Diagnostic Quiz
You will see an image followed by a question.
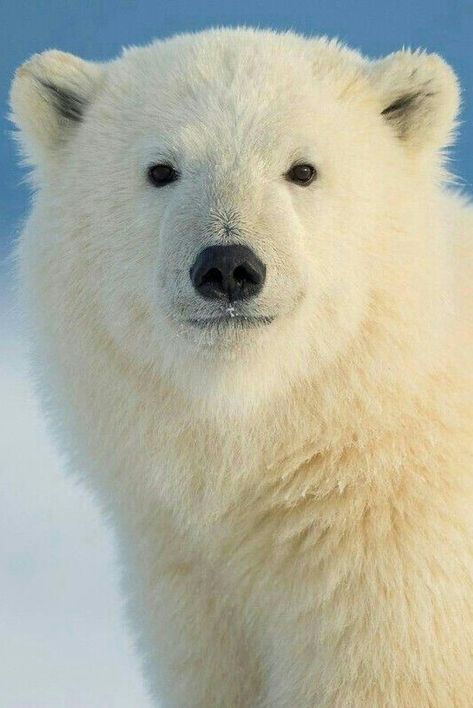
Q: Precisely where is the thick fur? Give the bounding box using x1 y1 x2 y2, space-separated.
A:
10 28 473 707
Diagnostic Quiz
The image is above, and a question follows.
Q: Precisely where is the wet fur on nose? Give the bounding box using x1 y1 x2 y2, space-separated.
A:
190 244 266 301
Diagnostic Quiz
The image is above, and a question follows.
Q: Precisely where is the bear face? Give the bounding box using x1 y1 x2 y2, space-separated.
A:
10 29 460 410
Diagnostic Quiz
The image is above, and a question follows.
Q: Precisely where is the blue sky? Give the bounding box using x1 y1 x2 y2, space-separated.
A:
1 0 473 260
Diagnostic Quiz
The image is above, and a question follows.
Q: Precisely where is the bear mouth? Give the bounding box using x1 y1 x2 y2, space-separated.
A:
187 314 275 330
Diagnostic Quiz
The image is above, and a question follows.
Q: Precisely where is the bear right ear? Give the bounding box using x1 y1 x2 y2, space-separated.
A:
367 49 460 154
10 50 104 167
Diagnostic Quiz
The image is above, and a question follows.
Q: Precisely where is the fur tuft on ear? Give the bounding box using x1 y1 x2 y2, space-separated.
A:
10 50 104 166
368 49 460 153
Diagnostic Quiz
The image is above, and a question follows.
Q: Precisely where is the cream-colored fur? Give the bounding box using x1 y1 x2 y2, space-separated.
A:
10 27 473 707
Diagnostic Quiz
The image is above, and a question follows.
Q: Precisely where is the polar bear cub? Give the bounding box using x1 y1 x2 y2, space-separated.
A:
10 27 473 707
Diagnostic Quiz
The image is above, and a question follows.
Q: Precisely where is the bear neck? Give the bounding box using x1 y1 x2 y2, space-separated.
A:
68 279 463 521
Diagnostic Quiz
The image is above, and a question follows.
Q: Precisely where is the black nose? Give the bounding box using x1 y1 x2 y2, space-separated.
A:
190 244 266 301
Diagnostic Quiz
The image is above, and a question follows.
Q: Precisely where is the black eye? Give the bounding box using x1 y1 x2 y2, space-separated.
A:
148 163 179 187
285 163 317 186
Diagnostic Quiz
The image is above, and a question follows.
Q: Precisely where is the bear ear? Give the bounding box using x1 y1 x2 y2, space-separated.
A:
368 50 460 153
10 50 104 166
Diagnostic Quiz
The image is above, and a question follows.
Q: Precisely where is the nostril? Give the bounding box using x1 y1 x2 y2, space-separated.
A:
199 267 223 288
233 264 259 286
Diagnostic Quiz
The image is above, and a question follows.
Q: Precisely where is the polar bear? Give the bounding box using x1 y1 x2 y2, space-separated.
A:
10 27 473 707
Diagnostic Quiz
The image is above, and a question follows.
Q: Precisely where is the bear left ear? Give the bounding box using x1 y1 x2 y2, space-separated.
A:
10 50 104 167
368 50 460 153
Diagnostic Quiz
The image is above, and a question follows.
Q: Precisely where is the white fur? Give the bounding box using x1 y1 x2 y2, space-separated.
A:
10 27 473 706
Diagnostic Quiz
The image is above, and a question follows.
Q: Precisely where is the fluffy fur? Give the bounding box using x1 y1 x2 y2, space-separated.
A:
10 27 473 707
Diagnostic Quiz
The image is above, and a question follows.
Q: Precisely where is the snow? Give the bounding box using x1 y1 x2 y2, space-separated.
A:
0 278 152 707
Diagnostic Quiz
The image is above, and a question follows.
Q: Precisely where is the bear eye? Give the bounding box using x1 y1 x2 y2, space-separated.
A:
285 163 317 186
147 163 179 187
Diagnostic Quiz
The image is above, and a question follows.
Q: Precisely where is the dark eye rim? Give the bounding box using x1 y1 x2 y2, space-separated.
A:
147 163 180 187
284 162 317 186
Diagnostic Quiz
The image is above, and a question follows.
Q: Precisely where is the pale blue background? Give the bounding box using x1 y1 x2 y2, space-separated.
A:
1 2 472 706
